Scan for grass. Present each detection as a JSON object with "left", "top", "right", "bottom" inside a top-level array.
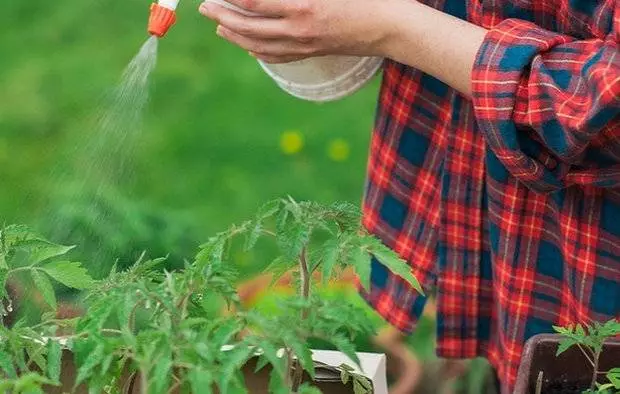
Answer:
[{"left": 0, "top": 0, "right": 379, "bottom": 278}]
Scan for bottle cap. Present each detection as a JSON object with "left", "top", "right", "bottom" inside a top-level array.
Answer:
[{"left": 148, "top": 3, "right": 177, "bottom": 38}]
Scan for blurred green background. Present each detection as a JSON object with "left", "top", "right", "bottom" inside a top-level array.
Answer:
[
  {"left": 0, "top": 1, "right": 493, "bottom": 391},
  {"left": 0, "top": 0, "right": 378, "bottom": 274}
]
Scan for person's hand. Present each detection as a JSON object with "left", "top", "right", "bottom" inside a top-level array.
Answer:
[{"left": 198, "top": 0, "right": 401, "bottom": 64}]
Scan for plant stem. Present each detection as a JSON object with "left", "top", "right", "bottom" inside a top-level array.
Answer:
[
  {"left": 285, "top": 349, "right": 293, "bottom": 389},
  {"left": 577, "top": 343, "right": 596, "bottom": 367},
  {"left": 535, "top": 371, "right": 543, "bottom": 394},
  {"left": 590, "top": 347, "right": 602, "bottom": 391},
  {"left": 291, "top": 247, "right": 311, "bottom": 391}
]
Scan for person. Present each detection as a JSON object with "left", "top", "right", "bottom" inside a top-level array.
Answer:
[{"left": 199, "top": 1, "right": 619, "bottom": 392}]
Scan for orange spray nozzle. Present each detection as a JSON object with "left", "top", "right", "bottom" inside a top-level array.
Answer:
[{"left": 148, "top": 3, "right": 177, "bottom": 38}]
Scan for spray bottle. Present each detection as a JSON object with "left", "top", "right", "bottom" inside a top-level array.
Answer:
[
  {"left": 147, "top": 0, "right": 383, "bottom": 102},
  {"left": 148, "top": 0, "right": 179, "bottom": 38}
]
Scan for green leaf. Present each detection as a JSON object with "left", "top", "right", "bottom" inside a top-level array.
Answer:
[
  {"left": 22, "top": 240, "right": 75, "bottom": 266},
  {"left": 189, "top": 368, "right": 213, "bottom": 394},
  {"left": 151, "top": 349, "right": 172, "bottom": 394},
  {"left": 42, "top": 261, "right": 93, "bottom": 290},
  {"left": 25, "top": 344, "right": 46, "bottom": 373},
  {"left": 262, "top": 257, "right": 296, "bottom": 286},
  {"left": 211, "top": 319, "right": 243, "bottom": 349},
  {"left": 575, "top": 324, "right": 585, "bottom": 337},
  {"left": 341, "top": 368, "right": 350, "bottom": 384},
  {"left": 244, "top": 219, "right": 263, "bottom": 252},
  {"left": 75, "top": 343, "right": 104, "bottom": 387},
  {"left": 46, "top": 340, "right": 62, "bottom": 383},
  {"left": 353, "top": 376, "right": 372, "bottom": 394},
  {"left": 368, "top": 239, "right": 424, "bottom": 295},
  {"left": 331, "top": 336, "right": 360, "bottom": 369},
  {"left": 556, "top": 338, "right": 576, "bottom": 356},
  {"left": 0, "top": 349, "right": 17, "bottom": 378},
  {"left": 13, "top": 372, "right": 55, "bottom": 393},
  {"left": 350, "top": 247, "right": 371, "bottom": 293},
  {"left": 288, "top": 338, "right": 315, "bottom": 379},
  {"left": 320, "top": 239, "right": 340, "bottom": 286},
  {"left": 552, "top": 325, "right": 568, "bottom": 335},
  {"left": 607, "top": 368, "right": 620, "bottom": 388},
  {"left": 257, "top": 340, "right": 285, "bottom": 378},
  {"left": 298, "top": 383, "right": 322, "bottom": 394},
  {"left": 268, "top": 369, "right": 288, "bottom": 394},
  {"left": 31, "top": 270, "right": 57, "bottom": 310},
  {"left": 277, "top": 221, "right": 311, "bottom": 261},
  {"left": 219, "top": 346, "right": 253, "bottom": 394}
]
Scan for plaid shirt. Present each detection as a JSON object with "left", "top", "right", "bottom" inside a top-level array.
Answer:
[{"left": 361, "top": 1, "right": 619, "bottom": 392}]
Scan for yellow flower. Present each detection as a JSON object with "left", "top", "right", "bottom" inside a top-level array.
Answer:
[
  {"left": 327, "top": 138, "right": 350, "bottom": 162},
  {"left": 279, "top": 130, "right": 304, "bottom": 155}
]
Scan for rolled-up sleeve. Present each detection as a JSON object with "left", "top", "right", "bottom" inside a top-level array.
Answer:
[{"left": 472, "top": 14, "right": 620, "bottom": 192}]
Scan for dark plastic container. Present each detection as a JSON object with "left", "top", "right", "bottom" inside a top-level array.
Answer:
[{"left": 514, "top": 334, "right": 620, "bottom": 394}]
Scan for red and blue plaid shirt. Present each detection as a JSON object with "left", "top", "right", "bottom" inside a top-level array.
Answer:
[{"left": 360, "top": 1, "right": 619, "bottom": 392}]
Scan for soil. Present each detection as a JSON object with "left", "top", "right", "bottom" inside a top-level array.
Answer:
[{"left": 538, "top": 379, "right": 590, "bottom": 394}]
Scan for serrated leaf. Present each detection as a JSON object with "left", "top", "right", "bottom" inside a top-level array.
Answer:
[
  {"left": 31, "top": 270, "right": 57, "bottom": 310},
  {"left": 75, "top": 343, "right": 104, "bottom": 387},
  {"left": 350, "top": 247, "right": 371, "bottom": 292},
  {"left": 26, "top": 344, "right": 46, "bottom": 373},
  {"left": 244, "top": 219, "right": 263, "bottom": 252},
  {"left": 607, "top": 368, "right": 620, "bottom": 388},
  {"left": 277, "top": 221, "right": 311, "bottom": 261},
  {"left": 575, "top": 324, "right": 585, "bottom": 337},
  {"left": 320, "top": 239, "right": 340, "bottom": 286},
  {"left": 0, "top": 349, "right": 17, "bottom": 378},
  {"left": 20, "top": 240, "right": 75, "bottom": 266},
  {"left": 46, "top": 340, "right": 61, "bottom": 383},
  {"left": 189, "top": 368, "right": 213, "bottom": 394},
  {"left": 341, "top": 368, "right": 350, "bottom": 384},
  {"left": 219, "top": 346, "right": 253, "bottom": 394},
  {"left": 556, "top": 338, "right": 576, "bottom": 356},
  {"left": 263, "top": 257, "right": 296, "bottom": 286},
  {"left": 552, "top": 325, "right": 568, "bottom": 335},
  {"left": 331, "top": 336, "right": 360, "bottom": 369},
  {"left": 353, "top": 376, "right": 372, "bottom": 394},
  {"left": 298, "top": 383, "right": 322, "bottom": 394},
  {"left": 42, "top": 261, "right": 93, "bottom": 290},
  {"left": 287, "top": 338, "right": 314, "bottom": 379},
  {"left": 211, "top": 319, "right": 242, "bottom": 348},
  {"left": 151, "top": 349, "right": 172, "bottom": 394},
  {"left": 0, "top": 255, "right": 7, "bottom": 270},
  {"left": 254, "top": 354, "right": 270, "bottom": 373},
  {"left": 595, "top": 382, "right": 614, "bottom": 392},
  {"left": 369, "top": 239, "right": 424, "bottom": 295},
  {"left": 257, "top": 340, "right": 285, "bottom": 377},
  {"left": 268, "top": 369, "right": 288, "bottom": 394}
]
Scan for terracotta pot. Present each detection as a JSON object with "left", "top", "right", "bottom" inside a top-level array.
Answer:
[{"left": 514, "top": 334, "right": 620, "bottom": 394}]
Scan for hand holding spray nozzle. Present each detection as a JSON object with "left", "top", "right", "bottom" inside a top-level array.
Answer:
[{"left": 148, "top": 0, "right": 179, "bottom": 38}]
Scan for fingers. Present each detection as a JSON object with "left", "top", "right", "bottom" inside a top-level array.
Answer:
[
  {"left": 251, "top": 52, "right": 308, "bottom": 64},
  {"left": 208, "top": 0, "right": 307, "bottom": 17},
  {"left": 217, "top": 26, "right": 313, "bottom": 59},
  {"left": 200, "top": 2, "right": 290, "bottom": 39}
]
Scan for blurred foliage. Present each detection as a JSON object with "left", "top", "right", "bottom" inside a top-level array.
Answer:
[{"left": 0, "top": 0, "right": 378, "bottom": 279}]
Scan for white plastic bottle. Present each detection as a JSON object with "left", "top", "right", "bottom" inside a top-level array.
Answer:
[{"left": 205, "top": 0, "right": 384, "bottom": 102}]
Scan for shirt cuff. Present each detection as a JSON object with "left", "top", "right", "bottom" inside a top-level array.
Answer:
[{"left": 471, "top": 19, "right": 573, "bottom": 193}]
